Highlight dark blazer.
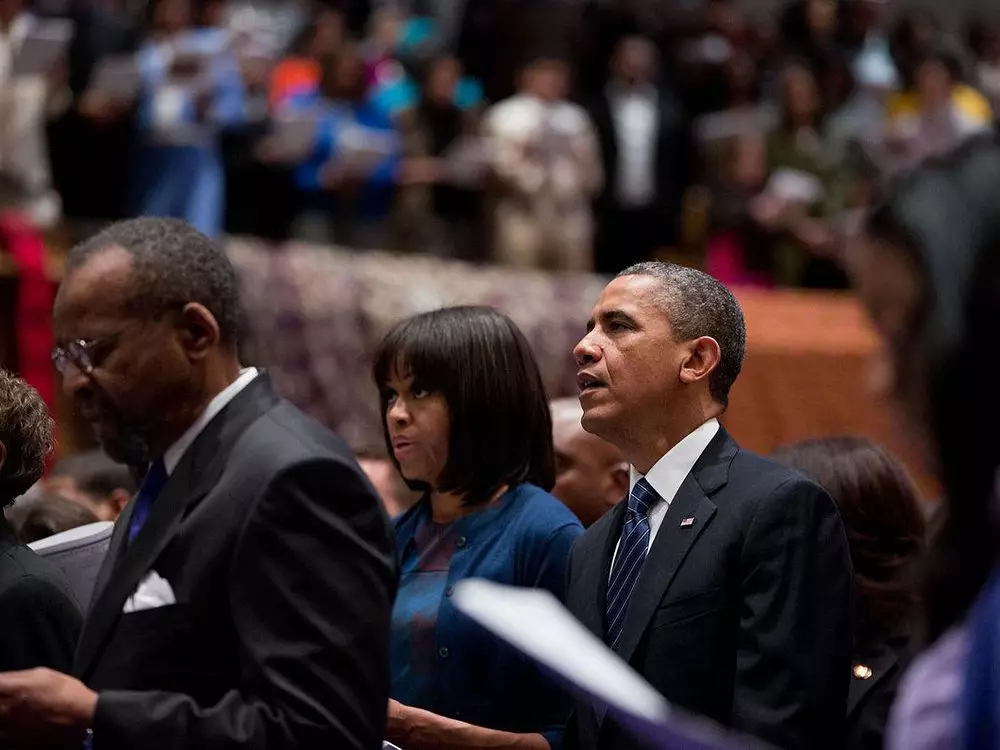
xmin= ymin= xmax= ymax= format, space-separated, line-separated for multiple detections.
xmin=588 ymin=86 xmax=697 ymax=241
xmin=565 ymin=428 xmax=854 ymax=750
xmin=73 ymin=374 xmax=397 ymax=750
xmin=846 ymin=632 xmax=914 ymax=750
xmin=0 ymin=516 xmax=82 ymax=673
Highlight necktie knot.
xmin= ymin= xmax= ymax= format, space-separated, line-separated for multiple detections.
xmin=629 ymin=477 xmax=657 ymax=518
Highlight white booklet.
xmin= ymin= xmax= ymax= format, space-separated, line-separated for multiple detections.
xmin=453 ymin=580 xmax=774 ymax=750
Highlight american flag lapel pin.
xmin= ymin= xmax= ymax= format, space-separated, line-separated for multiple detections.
xmin=680 ymin=517 xmax=696 ymax=528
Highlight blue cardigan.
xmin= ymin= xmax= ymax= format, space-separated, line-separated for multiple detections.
xmin=391 ymin=483 xmax=583 ymax=749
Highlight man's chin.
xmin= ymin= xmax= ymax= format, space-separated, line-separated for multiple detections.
xmin=91 ymin=424 xmax=150 ymax=468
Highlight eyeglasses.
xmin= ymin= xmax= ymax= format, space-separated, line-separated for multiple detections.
xmin=51 ymin=338 xmax=105 ymax=375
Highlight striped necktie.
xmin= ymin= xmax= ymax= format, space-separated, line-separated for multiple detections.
xmin=605 ymin=478 xmax=657 ymax=649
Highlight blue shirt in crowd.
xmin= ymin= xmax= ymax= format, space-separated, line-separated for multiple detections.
xmin=390 ymin=483 xmax=583 ymax=749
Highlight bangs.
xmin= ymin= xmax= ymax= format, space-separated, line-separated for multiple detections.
xmin=372 ymin=314 xmax=456 ymax=397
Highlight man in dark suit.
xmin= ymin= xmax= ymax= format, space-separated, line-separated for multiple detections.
xmin=567 ymin=261 xmax=854 ymax=749
xmin=588 ymin=37 xmax=697 ymax=273
xmin=0 ymin=370 xmax=82 ymax=676
xmin=0 ymin=218 xmax=397 ymax=750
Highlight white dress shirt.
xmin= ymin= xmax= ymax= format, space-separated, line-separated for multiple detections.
xmin=163 ymin=367 xmax=259 ymax=475
xmin=611 ymin=418 xmax=720 ymax=572
xmin=608 ymin=83 xmax=658 ymax=208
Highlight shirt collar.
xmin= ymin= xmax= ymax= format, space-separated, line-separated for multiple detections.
xmin=162 ymin=367 xmax=259 ymax=475
xmin=629 ymin=418 xmax=720 ymax=506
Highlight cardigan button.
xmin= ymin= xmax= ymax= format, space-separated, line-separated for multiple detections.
xmin=445 ymin=585 xmax=455 ymax=597
xmin=438 ymin=647 xmax=450 ymax=659
xmin=456 ymin=536 xmax=468 ymax=548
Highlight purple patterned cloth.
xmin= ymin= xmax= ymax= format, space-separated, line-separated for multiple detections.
xmin=228 ymin=239 xmax=608 ymax=451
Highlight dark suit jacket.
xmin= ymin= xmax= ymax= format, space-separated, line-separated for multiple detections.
xmin=73 ymin=374 xmax=397 ymax=750
xmin=588 ymin=87 xmax=697 ymax=243
xmin=565 ymin=428 xmax=854 ymax=750
xmin=846 ymin=632 xmax=914 ymax=750
xmin=0 ymin=517 xmax=82 ymax=673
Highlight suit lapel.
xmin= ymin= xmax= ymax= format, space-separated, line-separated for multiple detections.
xmin=594 ymin=428 xmax=738 ymax=725
xmin=73 ymin=374 xmax=280 ymax=680
xmin=575 ymin=503 xmax=626 ymax=640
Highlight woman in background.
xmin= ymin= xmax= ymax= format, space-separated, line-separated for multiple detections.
xmin=131 ymin=0 xmax=246 ymax=237
xmin=374 ymin=306 xmax=582 ymax=750
xmin=848 ymin=135 xmax=1000 ymax=749
xmin=773 ymin=437 xmax=925 ymax=750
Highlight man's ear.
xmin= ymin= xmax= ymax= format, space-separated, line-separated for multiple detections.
xmin=679 ymin=336 xmax=722 ymax=386
xmin=608 ymin=462 xmax=630 ymax=505
xmin=178 ymin=303 xmax=222 ymax=360
xmin=108 ymin=488 xmax=132 ymax=517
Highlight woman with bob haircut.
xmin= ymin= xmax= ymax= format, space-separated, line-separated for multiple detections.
xmin=773 ymin=437 xmax=925 ymax=750
xmin=374 ymin=306 xmax=583 ymax=750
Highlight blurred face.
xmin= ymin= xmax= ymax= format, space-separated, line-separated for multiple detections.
xmin=849 ymin=235 xmax=933 ymax=465
xmin=426 ymin=58 xmax=461 ymax=104
xmin=524 ymin=62 xmax=568 ymax=101
xmin=52 ymin=248 xmax=195 ymax=467
xmin=383 ymin=372 xmax=450 ymax=488
xmin=915 ymin=59 xmax=953 ymax=109
xmin=155 ymin=0 xmax=190 ymax=33
xmin=40 ymin=476 xmax=122 ymax=522
xmin=806 ymin=0 xmax=837 ymax=35
xmin=573 ymin=276 xmax=688 ymax=448
xmin=329 ymin=52 xmax=366 ymax=99
xmin=311 ymin=11 xmax=345 ymax=58
xmin=614 ymin=39 xmax=656 ymax=86
xmin=783 ymin=66 xmax=820 ymax=125
xmin=359 ymin=457 xmax=408 ymax=517
xmin=552 ymin=412 xmax=627 ymax=527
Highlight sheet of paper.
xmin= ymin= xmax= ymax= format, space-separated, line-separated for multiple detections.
xmin=267 ymin=110 xmax=321 ymax=162
xmin=453 ymin=580 xmax=774 ymax=750
xmin=87 ymin=55 xmax=142 ymax=101
xmin=336 ymin=123 xmax=399 ymax=173
xmin=764 ymin=168 xmax=826 ymax=205
xmin=12 ymin=18 xmax=73 ymax=77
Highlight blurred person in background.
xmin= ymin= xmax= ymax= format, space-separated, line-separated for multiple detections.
xmin=550 ymin=397 xmax=627 ymax=528
xmin=773 ymin=436 xmax=925 ymax=750
xmin=0 ymin=370 xmax=82 ymax=681
xmin=968 ymin=21 xmax=1000 ymax=119
xmin=374 ymin=306 xmax=582 ymax=750
xmin=356 ymin=447 xmax=419 ymax=518
xmin=0 ymin=0 xmax=69 ymax=229
xmin=883 ymin=47 xmax=993 ymax=176
xmin=589 ymin=36 xmax=698 ymax=274
xmin=483 ymin=55 xmax=602 ymax=270
xmin=740 ymin=60 xmax=851 ymax=288
xmin=888 ymin=9 xmax=943 ymax=91
xmin=42 ymin=448 xmax=136 ymax=522
xmin=292 ymin=43 xmax=400 ymax=248
xmin=130 ymin=0 xmax=247 ymax=237
xmin=393 ymin=55 xmax=485 ymax=257
xmin=8 ymin=490 xmax=101 ymax=544
xmin=847 ymin=136 xmax=1000 ymax=750
xmin=268 ymin=5 xmax=346 ymax=108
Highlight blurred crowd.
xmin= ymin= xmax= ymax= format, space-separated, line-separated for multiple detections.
xmin=3 ymin=0 xmax=1000 ymax=282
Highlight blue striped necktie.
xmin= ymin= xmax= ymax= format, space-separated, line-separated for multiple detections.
xmin=605 ymin=477 xmax=657 ymax=649
xmin=128 ymin=458 xmax=168 ymax=543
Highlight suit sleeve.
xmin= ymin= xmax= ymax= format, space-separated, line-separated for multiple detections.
xmin=0 ymin=575 xmax=82 ymax=673
xmin=93 ymin=458 xmax=398 ymax=750
xmin=734 ymin=478 xmax=854 ymax=749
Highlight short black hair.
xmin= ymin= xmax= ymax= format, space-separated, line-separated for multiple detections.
xmin=0 ymin=370 xmax=54 ymax=506
xmin=65 ymin=217 xmax=244 ymax=347
xmin=50 ymin=449 xmax=138 ymax=499
xmin=617 ymin=262 xmax=747 ymax=407
xmin=373 ymin=306 xmax=555 ymax=504
xmin=8 ymin=492 xmax=101 ymax=544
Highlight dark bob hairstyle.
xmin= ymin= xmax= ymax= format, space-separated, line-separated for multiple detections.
xmin=773 ymin=437 xmax=925 ymax=652
xmin=372 ymin=306 xmax=555 ymax=505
